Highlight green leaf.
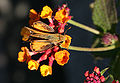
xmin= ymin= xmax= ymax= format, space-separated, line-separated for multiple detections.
xmin=92 ymin=0 xmax=118 ymax=33
xmin=105 ymin=74 xmax=114 ymax=83
xmin=105 ymin=75 xmax=110 ymax=82
xmin=109 ymin=74 xmax=114 ymax=80
xmin=91 ymin=38 xmax=100 ymax=48
xmin=101 ymin=67 xmax=109 ymax=75
xmin=110 ymin=54 xmax=120 ymax=80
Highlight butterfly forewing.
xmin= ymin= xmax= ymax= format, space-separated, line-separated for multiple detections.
xmin=30 ymin=40 xmax=53 ymax=52
xmin=22 ymin=27 xmax=65 ymax=43
xmin=32 ymin=21 xmax=54 ymax=32
xmin=30 ymin=33 xmax=65 ymax=42
xmin=23 ymin=27 xmax=44 ymax=34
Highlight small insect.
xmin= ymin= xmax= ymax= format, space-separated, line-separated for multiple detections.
xmin=21 ymin=21 xmax=65 ymax=52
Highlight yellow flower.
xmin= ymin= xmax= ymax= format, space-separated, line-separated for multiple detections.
xmin=18 ymin=47 xmax=31 ymax=62
xmin=61 ymin=35 xmax=72 ymax=48
xmin=40 ymin=65 xmax=52 ymax=77
xmin=28 ymin=60 xmax=39 ymax=70
xmin=55 ymin=50 xmax=70 ymax=66
xmin=54 ymin=8 xmax=69 ymax=23
xmin=40 ymin=6 xmax=53 ymax=19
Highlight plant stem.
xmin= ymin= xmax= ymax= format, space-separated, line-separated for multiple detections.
xmin=68 ymin=20 xmax=100 ymax=35
xmin=68 ymin=45 xmax=116 ymax=52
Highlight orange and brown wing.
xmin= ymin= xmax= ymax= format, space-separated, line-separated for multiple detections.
xmin=21 ymin=26 xmax=44 ymax=41
xmin=22 ymin=27 xmax=43 ymax=34
xmin=21 ymin=27 xmax=31 ymax=41
xmin=32 ymin=21 xmax=54 ymax=32
xmin=30 ymin=40 xmax=53 ymax=52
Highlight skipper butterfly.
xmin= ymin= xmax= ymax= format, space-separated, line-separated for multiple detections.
xmin=21 ymin=21 xmax=65 ymax=52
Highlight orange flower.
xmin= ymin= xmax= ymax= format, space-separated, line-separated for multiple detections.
xmin=29 ymin=9 xmax=38 ymax=19
xmin=18 ymin=47 xmax=31 ymax=62
xmin=55 ymin=50 xmax=70 ymax=66
xmin=61 ymin=35 xmax=72 ymax=48
xmin=40 ymin=65 xmax=52 ymax=77
xmin=54 ymin=8 xmax=70 ymax=23
xmin=29 ymin=9 xmax=40 ymax=26
xmin=28 ymin=60 xmax=39 ymax=70
xmin=18 ymin=51 xmax=26 ymax=62
xmin=40 ymin=6 xmax=53 ymax=19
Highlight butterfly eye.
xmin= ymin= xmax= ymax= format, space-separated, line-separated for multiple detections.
xmin=34 ymin=22 xmax=37 ymax=25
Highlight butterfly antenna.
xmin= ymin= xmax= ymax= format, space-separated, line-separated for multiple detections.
xmin=64 ymin=27 xmax=71 ymax=35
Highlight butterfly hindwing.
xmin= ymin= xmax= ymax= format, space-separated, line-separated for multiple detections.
xmin=30 ymin=40 xmax=53 ymax=52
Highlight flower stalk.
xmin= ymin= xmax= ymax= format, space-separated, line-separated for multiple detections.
xmin=68 ymin=45 xmax=117 ymax=52
xmin=68 ymin=20 xmax=100 ymax=35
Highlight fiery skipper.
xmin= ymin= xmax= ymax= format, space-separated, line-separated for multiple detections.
xmin=21 ymin=21 xmax=65 ymax=52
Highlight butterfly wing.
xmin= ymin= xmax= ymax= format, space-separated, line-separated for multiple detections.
xmin=30 ymin=40 xmax=54 ymax=52
xmin=32 ymin=21 xmax=54 ymax=32
xmin=22 ymin=27 xmax=43 ymax=34
xmin=21 ymin=27 xmax=31 ymax=41
xmin=21 ymin=27 xmax=65 ymax=44
xmin=21 ymin=27 xmax=41 ymax=41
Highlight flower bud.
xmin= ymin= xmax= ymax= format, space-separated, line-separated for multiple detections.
xmin=102 ymin=33 xmax=118 ymax=46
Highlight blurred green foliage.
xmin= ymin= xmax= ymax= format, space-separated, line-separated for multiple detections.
xmin=91 ymin=0 xmax=120 ymax=81
xmin=92 ymin=0 xmax=118 ymax=33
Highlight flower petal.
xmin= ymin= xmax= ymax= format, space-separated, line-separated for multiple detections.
xmin=40 ymin=6 xmax=53 ymax=19
xmin=55 ymin=50 xmax=70 ymax=66
xmin=40 ymin=65 xmax=52 ymax=77
xmin=61 ymin=35 xmax=72 ymax=48
xmin=28 ymin=60 xmax=39 ymax=70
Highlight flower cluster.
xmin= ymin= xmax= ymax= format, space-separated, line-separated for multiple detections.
xmin=29 ymin=4 xmax=71 ymax=33
xmin=112 ymin=80 xmax=119 ymax=83
xmin=18 ymin=4 xmax=72 ymax=77
xmin=101 ymin=33 xmax=118 ymax=46
xmin=84 ymin=66 xmax=105 ymax=83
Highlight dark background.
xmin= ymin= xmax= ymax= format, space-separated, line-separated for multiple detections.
xmin=0 ymin=0 xmax=110 ymax=83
